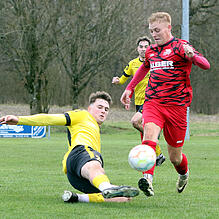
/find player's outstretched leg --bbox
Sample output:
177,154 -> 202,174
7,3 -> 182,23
176,170 -> 189,193
138,177 -> 154,197
102,185 -> 139,199
139,141 -> 156,197
62,190 -> 133,203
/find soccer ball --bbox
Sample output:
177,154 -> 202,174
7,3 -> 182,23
128,144 -> 156,172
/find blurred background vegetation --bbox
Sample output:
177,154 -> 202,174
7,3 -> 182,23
0,0 -> 218,114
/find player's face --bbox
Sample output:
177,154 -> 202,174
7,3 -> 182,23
137,41 -> 149,59
88,98 -> 109,125
149,21 -> 172,45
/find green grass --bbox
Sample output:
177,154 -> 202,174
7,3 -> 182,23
0,121 -> 219,218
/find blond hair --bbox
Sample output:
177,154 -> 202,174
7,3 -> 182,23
148,12 -> 171,25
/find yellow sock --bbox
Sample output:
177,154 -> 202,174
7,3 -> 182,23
92,174 -> 111,191
88,193 -> 105,203
155,144 -> 162,157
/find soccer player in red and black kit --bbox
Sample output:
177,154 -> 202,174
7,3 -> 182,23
121,12 -> 210,197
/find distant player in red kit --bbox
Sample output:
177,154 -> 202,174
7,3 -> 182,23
120,12 -> 210,197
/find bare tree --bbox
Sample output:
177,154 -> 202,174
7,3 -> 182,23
0,0 -> 218,113
190,0 -> 218,26
0,0 -> 61,114
188,0 -> 219,114
53,0 -> 127,109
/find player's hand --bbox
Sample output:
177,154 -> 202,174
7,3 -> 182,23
0,115 -> 19,125
120,90 -> 132,110
112,77 -> 120,84
183,44 -> 194,58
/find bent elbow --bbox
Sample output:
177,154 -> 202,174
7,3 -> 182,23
193,55 -> 210,70
203,63 -> 210,70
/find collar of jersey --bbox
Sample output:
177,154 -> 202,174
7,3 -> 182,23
156,37 -> 175,48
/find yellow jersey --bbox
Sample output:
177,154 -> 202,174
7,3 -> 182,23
119,57 -> 150,105
18,110 -> 101,174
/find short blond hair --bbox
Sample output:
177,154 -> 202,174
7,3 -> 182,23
148,12 -> 171,25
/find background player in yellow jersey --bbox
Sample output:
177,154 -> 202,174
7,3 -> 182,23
0,91 -> 139,203
112,36 -> 165,167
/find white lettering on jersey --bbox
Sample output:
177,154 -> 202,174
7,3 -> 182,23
150,61 -> 174,70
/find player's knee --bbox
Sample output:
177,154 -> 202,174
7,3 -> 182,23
169,156 -> 181,166
89,161 -> 104,172
81,160 -> 105,178
131,117 -> 139,129
131,113 -> 142,129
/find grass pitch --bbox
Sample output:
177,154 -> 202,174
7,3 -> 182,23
0,120 -> 218,218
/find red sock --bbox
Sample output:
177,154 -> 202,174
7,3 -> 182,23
142,140 -> 156,175
174,153 -> 188,175
140,132 -> 143,141
142,140 -> 156,148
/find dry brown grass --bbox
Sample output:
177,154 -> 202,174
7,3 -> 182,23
0,104 -> 219,123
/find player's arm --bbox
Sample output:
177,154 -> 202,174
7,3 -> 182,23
183,44 -> 210,70
120,62 -> 150,109
126,62 -> 150,93
112,74 -> 130,85
18,114 -> 66,126
125,47 -> 151,92
190,54 -> 210,70
0,114 -> 67,126
112,75 -> 129,85
118,73 -> 131,84
112,63 -> 132,85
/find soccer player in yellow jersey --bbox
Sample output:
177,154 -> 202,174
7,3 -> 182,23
0,91 -> 139,203
112,36 -> 165,167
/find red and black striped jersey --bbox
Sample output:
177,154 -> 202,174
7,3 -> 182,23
144,37 -> 203,106
126,37 -> 210,107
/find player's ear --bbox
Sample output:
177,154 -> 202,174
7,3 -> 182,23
168,24 -> 172,31
88,103 -> 93,112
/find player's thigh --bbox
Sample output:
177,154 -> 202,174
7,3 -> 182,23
67,169 -> 100,194
67,145 -> 104,176
143,122 -> 161,141
163,105 -> 187,147
142,101 -> 164,128
142,101 -> 164,140
66,145 -> 103,193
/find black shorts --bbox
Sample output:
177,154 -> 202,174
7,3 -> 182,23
136,104 -> 143,113
66,145 -> 104,194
